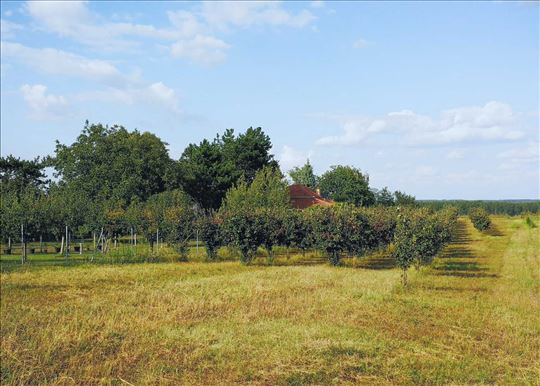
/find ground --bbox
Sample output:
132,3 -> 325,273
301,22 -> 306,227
1,216 -> 539,385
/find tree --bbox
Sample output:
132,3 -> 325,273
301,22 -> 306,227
318,165 -> 375,207
220,166 -> 290,264
374,187 -> 395,206
289,160 -> 318,189
306,205 -> 354,266
394,207 -> 456,286
469,207 -> 491,231
222,127 -> 278,183
138,190 -> 193,254
220,166 -> 290,213
196,212 -> 222,260
161,192 -> 196,261
176,139 -> 237,210
51,121 -> 173,206
176,127 -> 278,209
394,190 -> 416,206
0,155 -> 49,196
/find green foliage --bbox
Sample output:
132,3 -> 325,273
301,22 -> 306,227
318,165 -> 375,207
289,160 -> 318,189
364,206 -> 397,249
221,210 -> 265,264
394,190 -> 416,206
52,122 -> 173,205
138,190 -> 194,257
281,209 -> 312,253
469,207 -> 491,231
0,155 -> 49,196
220,166 -> 289,264
525,216 -> 537,228
374,187 -> 395,206
420,200 -> 539,215
394,207 -> 457,286
305,205 -> 355,266
220,166 -> 290,213
196,212 -> 222,260
176,127 -> 277,209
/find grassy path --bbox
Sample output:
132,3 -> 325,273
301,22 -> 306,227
1,216 -> 539,385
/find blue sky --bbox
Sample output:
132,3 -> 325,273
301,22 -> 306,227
1,1 -> 538,199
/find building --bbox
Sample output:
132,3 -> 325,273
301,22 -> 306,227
288,184 -> 334,210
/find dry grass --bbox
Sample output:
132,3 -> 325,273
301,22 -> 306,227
1,216 -> 539,385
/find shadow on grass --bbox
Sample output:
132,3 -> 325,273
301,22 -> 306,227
484,224 -> 504,236
427,285 -> 488,293
352,256 -> 396,270
0,256 -> 173,273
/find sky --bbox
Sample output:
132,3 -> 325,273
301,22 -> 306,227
1,0 -> 539,199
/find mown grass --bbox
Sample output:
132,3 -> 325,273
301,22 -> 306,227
1,216 -> 539,385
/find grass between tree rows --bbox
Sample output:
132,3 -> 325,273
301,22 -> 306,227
1,216 -> 539,385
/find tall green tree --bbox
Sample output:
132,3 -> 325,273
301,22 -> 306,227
176,127 -> 278,209
318,165 -> 375,207
0,155 -> 49,196
394,190 -> 416,206
288,159 -> 318,189
220,166 -> 289,264
52,122 -> 173,206
374,187 -> 395,206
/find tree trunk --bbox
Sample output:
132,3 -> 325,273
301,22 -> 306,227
402,268 -> 408,287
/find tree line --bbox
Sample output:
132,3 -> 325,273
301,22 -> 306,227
419,199 -> 539,216
1,121 -> 414,248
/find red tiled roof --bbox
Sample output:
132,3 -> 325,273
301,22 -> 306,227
288,184 -> 334,209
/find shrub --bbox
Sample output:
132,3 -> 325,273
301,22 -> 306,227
394,207 -> 456,286
221,210 -> 265,264
306,205 -> 355,266
197,212 -> 222,260
469,207 -> 491,231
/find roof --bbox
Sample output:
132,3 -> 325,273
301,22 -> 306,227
288,184 -> 334,210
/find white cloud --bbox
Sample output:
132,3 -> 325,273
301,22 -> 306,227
446,149 -> 465,160
353,38 -> 372,49
201,1 -> 316,30
148,82 -> 180,112
25,0 -> 183,51
1,19 -> 23,39
317,119 -> 386,145
316,101 -> 525,147
3,41 -> 180,112
20,84 -> 67,119
1,41 -> 131,88
78,82 -> 180,113
23,0 -> 317,65
171,35 -> 230,66
278,145 -> 313,172
497,142 -> 539,170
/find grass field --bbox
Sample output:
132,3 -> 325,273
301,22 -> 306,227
1,216 -> 539,385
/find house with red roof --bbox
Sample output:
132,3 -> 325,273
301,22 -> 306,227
288,184 -> 334,209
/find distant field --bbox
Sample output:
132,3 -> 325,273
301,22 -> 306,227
1,216 -> 539,385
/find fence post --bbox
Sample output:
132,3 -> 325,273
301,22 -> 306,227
20,224 -> 25,264
65,225 -> 68,258
196,229 -> 199,256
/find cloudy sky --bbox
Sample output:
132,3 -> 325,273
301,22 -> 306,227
1,1 -> 538,199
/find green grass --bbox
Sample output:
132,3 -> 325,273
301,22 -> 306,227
1,216 -> 539,385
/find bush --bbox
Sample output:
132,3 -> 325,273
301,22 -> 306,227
197,212 -> 222,260
306,205 -> 355,266
469,207 -> 491,231
221,210 -> 265,264
394,207 -> 456,286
